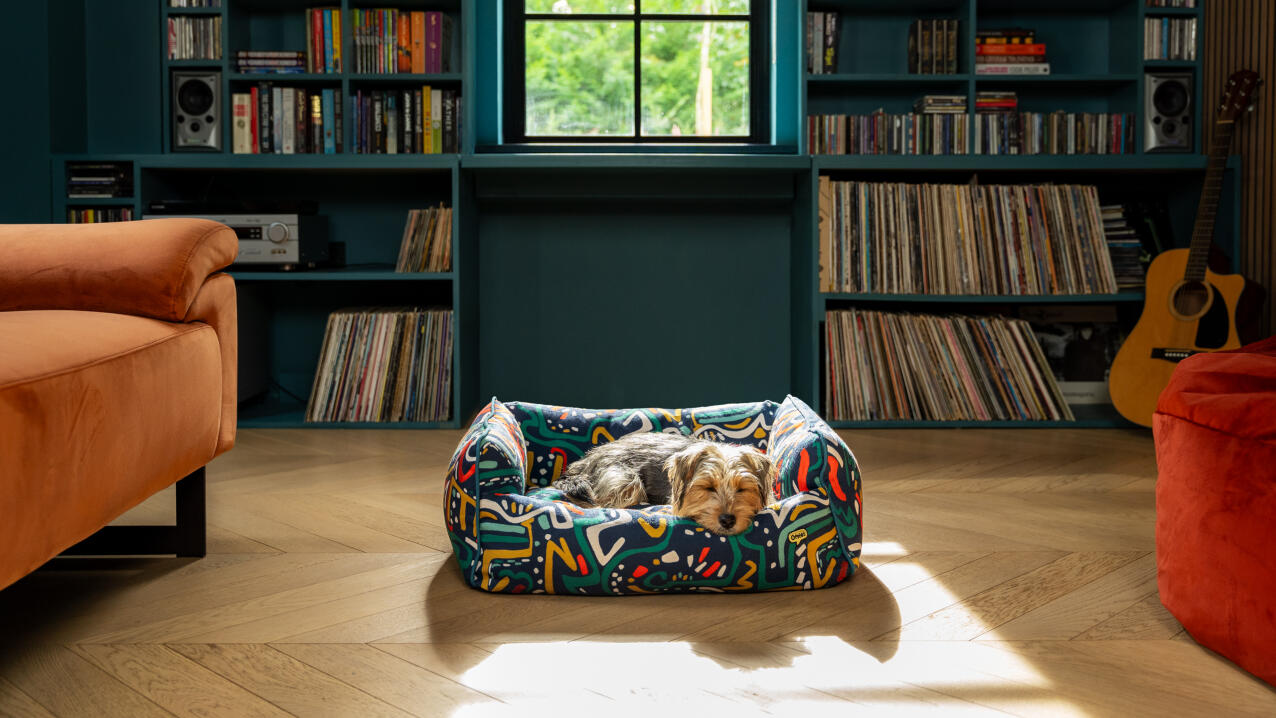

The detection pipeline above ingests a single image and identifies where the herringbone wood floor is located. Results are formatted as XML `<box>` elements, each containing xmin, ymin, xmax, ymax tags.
<box><xmin>2</xmin><ymin>428</ymin><xmax>1274</xmax><ymax>717</ymax></box>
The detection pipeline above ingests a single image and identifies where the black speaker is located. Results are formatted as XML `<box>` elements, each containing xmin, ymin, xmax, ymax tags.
<box><xmin>1144</xmin><ymin>72</ymin><xmax>1193</xmax><ymax>153</ymax></box>
<box><xmin>172</xmin><ymin>71</ymin><xmax>221</xmax><ymax>151</ymax></box>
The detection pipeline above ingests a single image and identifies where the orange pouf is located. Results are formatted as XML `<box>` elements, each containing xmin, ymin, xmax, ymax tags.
<box><xmin>1154</xmin><ymin>335</ymin><xmax>1276</xmax><ymax>686</ymax></box>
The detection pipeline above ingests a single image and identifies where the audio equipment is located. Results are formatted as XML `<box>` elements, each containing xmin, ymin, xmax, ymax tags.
<box><xmin>1144</xmin><ymin>72</ymin><xmax>1193</xmax><ymax>152</ymax></box>
<box><xmin>172</xmin><ymin>71</ymin><xmax>221</xmax><ymax>151</ymax></box>
<box><xmin>143</xmin><ymin>208</ymin><xmax>329</xmax><ymax>269</ymax></box>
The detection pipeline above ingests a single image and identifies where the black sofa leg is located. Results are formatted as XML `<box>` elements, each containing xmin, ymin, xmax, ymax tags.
<box><xmin>61</xmin><ymin>467</ymin><xmax>207</xmax><ymax>557</ymax></box>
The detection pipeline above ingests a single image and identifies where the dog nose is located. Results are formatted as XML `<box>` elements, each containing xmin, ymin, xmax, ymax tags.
<box><xmin>718</xmin><ymin>514</ymin><xmax>735</xmax><ymax>529</ymax></box>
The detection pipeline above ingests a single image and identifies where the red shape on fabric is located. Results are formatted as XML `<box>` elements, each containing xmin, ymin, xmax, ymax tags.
<box><xmin>827</xmin><ymin>452</ymin><xmax>847</xmax><ymax>502</ymax></box>
<box><xmin>633</xmin><ymin>565</ymin><xmax>648</xmax><ymax>578</ymax></box>
<box><xmin>796</xmin><ymin>450</ymin><xmax>810</xmax><ymax>492</ymax></box>
<box><xmin>1155</xmin><ymin>335</ymin><xmax>1276</xmax><ymax>687</ymax></box>
<box><xmin>512</xmin><ymin>584</ymin><xmax>525</xmax><ymax>594</ymax></box>
<box><xmin>837</xmin><ymin>561</ymin><xmax>849</xmax><ymax>582</ymax></box>
<box><xmin>702</xmin><ymin>561</ymin><xmax>721</xmax><ymax>577</ymax></box>
<box><xmin>698</xmin><ymin>546</ymin><xmax>710</xmax><ymax>563</ymax></box>
<box><xmin>576</xmin><ymin>554</ymin><xmax>589</xmax><ymax>575</ymax></box>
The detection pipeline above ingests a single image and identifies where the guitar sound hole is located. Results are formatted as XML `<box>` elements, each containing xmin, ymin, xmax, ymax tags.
<box><xmin>1172</xmin><ymin>281</ymin><xmax>1211</xmax><ymax>317</ymax></box>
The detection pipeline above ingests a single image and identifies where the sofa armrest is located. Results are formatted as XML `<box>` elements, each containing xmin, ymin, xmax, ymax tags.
<box><xmin>0</xmin><ymin>219</ymin><xmax>237</xmax><ymax>320</ymax></box>
<box><xmin>184</xmin><ymin>272</ymin><xmax>238</xmax><ymax>456</ymax></box>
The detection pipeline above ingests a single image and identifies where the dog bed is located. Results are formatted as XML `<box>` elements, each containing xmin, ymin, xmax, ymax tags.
<box><xmin>443</xmin><ymin>396</ymin><xmax>863</xmax><ymax>595</ymax></box>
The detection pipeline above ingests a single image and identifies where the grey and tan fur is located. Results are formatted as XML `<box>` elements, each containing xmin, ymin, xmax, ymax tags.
<box><xmin>551</xmin><ymin>432</ymin><xmax>775</xmax><ymax>535</ymax></box>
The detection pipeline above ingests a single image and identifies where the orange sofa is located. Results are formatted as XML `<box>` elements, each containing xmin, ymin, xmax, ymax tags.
<box><xmin>0</xmin><ymin>219</ymin><xmax>238</xmax><ymax>591</ymax></box>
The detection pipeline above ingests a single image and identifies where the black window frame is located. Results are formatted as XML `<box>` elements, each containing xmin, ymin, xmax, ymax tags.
<box><xmin>503</xmin><ymin>1</ymin><xmax>771</xmax><ymax>145</ymax></box>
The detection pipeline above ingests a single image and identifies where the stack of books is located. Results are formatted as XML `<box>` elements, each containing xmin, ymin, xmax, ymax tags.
<box><xmin>907</xmin><ymin>19</ymin><xmax>960</xmax><ymax>74</ymax></box>
<box><xmin>231</xmin><ymin>86</ymin><xmax>344</xmax><ymax>154</ymax></box>
<box><xmin>67</xmin><ymin>162</ymin><xmax>132</xmax><ymax>198</ymax></box>
<box><xmin>167</xmin><ymin>16</ymin><xmax>222</xmax><ymax>60</ymax></box>
<box><xmin>235</xmin><ymin>51</ymin><xmax>306</xmax><ymax>74</ymax></box>
<box><xmin>352</xmin><ymin>9</ymin><xmax>454</xmax><ymax>74</ymax></box>
<box><xmin>975</xmin><ymin>28</ymin><xmax>1049</xmax><ymax>75</ymax></box>
<box><xmin>818</xmin><ymin>179</ymin><xmax>1118</xmax><ymax>295</ymax></box>
<box><xmin>306</xmin><ymin>308</ymin><xmax>453</xmax><ymax>423</ymax></box>
<box><xmin>1145</xmin><ymin>17</ymin><xmax>1197</xmax><ymax>60</ymax></box>
<box><xmin>1101</xmin><ymin>204</ymin><xmax>1148</xmax><ymax>290</ymax></box>
<box><xmin>67</xmin><ymin>208</ymin><xmax>133</xmax><ymax>223</ymax></box>
<box><xmin>914</xmin><ymin>94</ymin><xmax>966</xmax><ymax>114</ymax></box>
<box><xmin>825</xmin><ymin>308</ymin><xmax>1074</xmax><ymax>422</ymax></box>
<box><xmin>805</xmin><ymin>12</ymin><xmax>840</xmax><ymax>74</ymax></box>
<box><xmin>305</xmin><ymin>7</ymin><xmax>343</xmax><ymax>73</ymax></box>
<box><xmin>352</xmin><ymin>88</ymin><xmax>460</xmax><ymax>154</ymax></box>
<box><xmin>395</xmin><ymin>206</ymin><xmax>452</xmax><ymax>273</ymax></box>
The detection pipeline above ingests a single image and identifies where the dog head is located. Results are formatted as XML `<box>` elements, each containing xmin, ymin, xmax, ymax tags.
<box><xmin>664</xmin><ymin>442</ymin><xmax>774</xmax><ymax>535</ymax></box>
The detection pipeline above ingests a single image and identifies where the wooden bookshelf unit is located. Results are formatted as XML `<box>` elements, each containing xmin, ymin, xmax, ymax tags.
<box><xmin>37</xmin><ymin>0</ymin><xmax>1233</xmax><ymax>430</ymax></box>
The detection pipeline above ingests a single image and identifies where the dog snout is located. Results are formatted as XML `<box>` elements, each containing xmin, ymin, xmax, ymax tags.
<box><xmin>718</xmin><ymin>513</ymin><xmax>736</xmax><ymax>529</ymax></box>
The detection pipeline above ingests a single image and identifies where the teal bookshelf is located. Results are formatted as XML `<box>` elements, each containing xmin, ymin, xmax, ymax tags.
<box><xmin>39</xmin><ymin>1</ymin><xmax>1233</xmax><ymax>431</ymax></box>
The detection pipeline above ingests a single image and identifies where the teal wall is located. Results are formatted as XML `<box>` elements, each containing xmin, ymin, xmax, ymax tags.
<box><xmin>1</xmin><ymin>4</ymin><xmax>52</xmax><ymax>222</ymax></box>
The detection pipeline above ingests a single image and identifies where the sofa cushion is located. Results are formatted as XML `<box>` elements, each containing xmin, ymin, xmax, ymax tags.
<box><xmin>0</xmin><ymin>310</ymin><xmax>222</xmax><ymax>589</ymax></box>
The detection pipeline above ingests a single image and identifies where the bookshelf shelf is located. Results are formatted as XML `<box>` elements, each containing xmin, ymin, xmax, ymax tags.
<box><xmin>230</xmin><ymin>269</ymin><xmax>453</xmax><ymax>281</ymax></box>
<box><xmin>821</xmin><ymin>292</ymin><xmax>1146</xmax><ymax>304</ymax></box>
<box><xmin>227</xmin><ymin>73</ymin><xmax>339</xmax><ymax>82</ymax></box>
<box><xmin>811</xmin><ymin>154</ymin><xmax>1208</xmax><ymax>171</ymax></box>
<box><xmin>65</xmin><ymin>197</ymin><xmax>136</xmax><ymax>206</ymax></box>
<box><xmin>139</xmin><ymin>154</ymin><xmax>458</xmax><ymax>170</ymax></box>
<box><xmin>973</xmin><ymin>74</ymin><xmax>1139</xmax><ymax>84</ymax></box>
<box><xmin>808</xmin><ymin>74</ymin><xmax>971</xmax><ymax>84</ymax></box>
<box><xmin>345</xmin><ymin>73</ymin><xmax>463</xmax><ymax>83</ymax></box>
<box><xmin>461</xmin><ymin>154</ymin><xmax>812</xmax><ymax>171</ymax></box>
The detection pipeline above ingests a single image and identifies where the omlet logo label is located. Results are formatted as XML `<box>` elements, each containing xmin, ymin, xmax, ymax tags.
<box><xmin>788</xmin><ymin>528</ymin><xmax>808</xmax><ymax>544</ymax></box>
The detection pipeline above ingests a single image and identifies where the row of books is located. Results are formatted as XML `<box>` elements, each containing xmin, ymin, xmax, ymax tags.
<box><xmin>395</xmin><ymin>206</ymin><xmax>452</xmax><ymax>273</ymax></box>
<box><xmin>231</xmin><ymin>86</ymin><xmax>344</xmax><ymax>154</ymax></box>
<box><xmin>825</xmin><ymin>309</ymin><xmax>1074</xmax><ymax>422</ymax></box>
<box><xmin>167</xmin><ymin>16</ymin><xmax>221</xmax><ymax>60</ymax></box>
<box><xmin>1145</xmin><ymin>17</ymin><xmax>1197</xmax><ymax>61</ymax></box>
<box><xmin>1146</xmin><ymin>0</ymin><xmax>1195</xmax><ymax>6</ymax></box>
<box><xmin>975</xmin><ymin>112</ymin><xmax>1135</xmax><ymax>155</ymax></box>
<box><xmin>805</xmin><ymin>12</ymin><xmax>840</xmax><ymax>75</ymax></box>
<box><xmin>352</xmin><ymin>88</ymin><xmax>460</xmax><ymax>154</ymax></box>
<box><xmin>67</xmin><ymin>162</ymin><xmax>132</xmax><ymax>198</ymax></box>
<box><xmin>306</xmin><ymin>308</ymin><xmax>453</xmax><ymax>423</ymax></box>
<box><xmin>351</xmin><ymin>9</ymin><xmax>454</xmax><ymax>74</ymax></box>
<box><xmin>975</xmin><ymin>27</ymin><xmax>1050</xmax><ymax>75</ymax></box>
<box><xmin>1101</xmin><ymin>204</ymin><xmax>1148</xmax><ymax>289</ymax></box>
<box><xmin>907</xmin><ymin>19</ymin><xmax>960</xmax><ymax>74</ymax></box>
<box><xmin>169</xmin><ymin>0</ymin><xmax>220</xmax><ymax>7</ymax></box>
<box><xmin>67</xmin><ymin>208</ymin><xmax>133</xmax><ymax>223</ymax></box>
<box><xmin>306</xmin><ymin>7</ymin><xmax>343</xmax><ymax>73</ymax></box>
<box><xmin>817</xmin><ymin>180</ymin><xmax>1119</xmax><ymax>296</ymax></box>
<box><xmin>235</xmin><ymin>50</ymin><xmax>305</xmax><ymax>74</ymax></box>
<box><xmin>808</xmin><ymin>112</ymin><xmax>968</xmax><ymax>156</ymax></box>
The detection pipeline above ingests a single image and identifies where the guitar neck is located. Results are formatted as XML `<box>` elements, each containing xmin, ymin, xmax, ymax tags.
<box><xmin>1185</xmin><ymin>120</ymin><xmax>1235</xmax><ymax>281</ymax></box>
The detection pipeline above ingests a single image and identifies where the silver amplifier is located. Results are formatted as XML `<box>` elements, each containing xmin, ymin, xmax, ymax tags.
<box><xmin>141</xmin><ymin>213</ymin><xmax>329</xmax><ymax>268</ymax></box>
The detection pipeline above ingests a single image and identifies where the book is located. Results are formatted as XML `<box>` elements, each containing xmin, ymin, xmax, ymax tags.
<box><xmin>976</xmin><ymin>63</ymin><xmax>1051</xmax><ymax>75</ymax></box>
<box><xmin>232</xmin><ymin>93</ymin><xmax>251</xmax><ymax>153</ymax></box>
<box><xmin>411</xmin><ymin>12</ymin><xmax>426</xmax><ymax>74</ymax></box>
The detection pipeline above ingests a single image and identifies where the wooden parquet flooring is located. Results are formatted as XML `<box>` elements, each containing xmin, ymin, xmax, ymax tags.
<box><xmin>2</xmin><ymin>428</ymin><xmax>1274</xmax><ymax>716</ymax></box>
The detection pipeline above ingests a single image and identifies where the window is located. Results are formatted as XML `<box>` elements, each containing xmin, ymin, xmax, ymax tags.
<box><xmin>505</xmin><ymin>1</ymin><xmax>769</xmax><ymax>143</ymax></box>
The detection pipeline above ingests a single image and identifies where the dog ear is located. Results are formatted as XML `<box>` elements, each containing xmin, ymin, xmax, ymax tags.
<box><xmin>663</xmin><ymin>444</ymin><xmax>706</xmax><ymax>509</ymax></box>
<box><xmin>737</xmin><ymin>449</ymin><xmax>776</xmax><ymax>500</ymax></box>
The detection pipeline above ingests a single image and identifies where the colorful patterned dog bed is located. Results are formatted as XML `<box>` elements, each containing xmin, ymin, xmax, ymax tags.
<box><xmin>443</xmin><ymin>396</ymin><xmax>863</xmax><ymax>595</ymax></box>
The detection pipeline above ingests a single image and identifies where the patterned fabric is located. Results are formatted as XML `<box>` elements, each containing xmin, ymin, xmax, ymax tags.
<box><xmin>443</xmin><ymin>397</ymin><xmax>863</xmax><ymax>595</ymax></box>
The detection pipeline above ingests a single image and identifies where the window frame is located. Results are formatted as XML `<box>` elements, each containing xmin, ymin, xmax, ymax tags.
<box><xmin>502</xmin><ymin>1</ymin><xmax>771</xmax><ymax>145</ymax></box>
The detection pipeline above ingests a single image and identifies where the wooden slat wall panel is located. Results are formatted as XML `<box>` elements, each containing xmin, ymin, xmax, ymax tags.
<box><xmin>1204</xmin><ymin>0</ymin><xmax>1276</xmax><ymax>336</ymax></box>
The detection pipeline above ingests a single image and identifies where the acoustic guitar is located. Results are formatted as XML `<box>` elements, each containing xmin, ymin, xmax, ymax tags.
<box><xmin>1109</xmin><ymin>69</ymin><xmax>1261</xmax><ymax>427</ymax></box>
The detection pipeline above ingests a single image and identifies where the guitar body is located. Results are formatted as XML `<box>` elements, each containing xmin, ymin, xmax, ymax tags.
<box><xmin>1109</xmin><ymin>248</ymin><xmax>1247</xmax><ymax>427</ymax></box>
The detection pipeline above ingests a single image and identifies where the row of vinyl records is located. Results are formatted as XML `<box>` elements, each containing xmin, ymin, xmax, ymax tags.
<box><xmin>306</xmin><ymin>308</ymin><xmax>452</xmax><ymax>423</ymax></box>
<box><xmin>975</xmin><ymin>112</ymin><xmax>1136</xmax><ymax>156</ymax></box>
<box><xmin>818</xmin><ymin>180</ymin><xmax>1119</xmax><ymax>295</ymax></box>
<box><xmin>825</xmin><ymin>309</ymin><xmax>1073</xmax><ymax>422</ymax></box>
<box><xmin>231</xmin><ymin>86</ymin><xmax>343</xmax><ymax>154</ymax></box>
<box><xmin>167</xmin><ymin>16</ymin><xmax>221</xmax><ymax>60</ymax></box>
<box><xmin>808</xmin><ymin>113</ymin><xmax>968</xmax><ymax>156</ymax></box>
<box><xmin>352</xmin><ymin>88</ymin><xmax>461</xmax><ymax>154</ymax></box>
<box><xmin>395</xmin><ymin>207</ymin><xmax>452</xmax><ymax>273</ymax></box>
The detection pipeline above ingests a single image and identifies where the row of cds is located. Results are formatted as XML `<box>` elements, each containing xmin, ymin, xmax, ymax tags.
<box><xmin>167</xmin><ymin>16</ymin><xmax>221</xmax><ymax>60</ymax></box>
<box><xmin>1145</xmin><ymin>17</ymin><xmax>1197</xmax><ymax>61</ymax></box>
<box><xmin>306</xmin><ymin>308</ymin><xmax>453</xmax><ymax>423</ymax></box>
<box><xmin>975</xmin><ymin>112</ymin><xmax>1136</xmax><ymax>155</ymax></box>
<box><xmin>808</xmin><ymin>112</ymin><xmax>968</xmax><ymax>155</ymax></box>
<box><xmin>395</xmin><ymin>206</ymin><xmax>452</xmax><ymax>273</ymax></box>
<box><xmin>825</xmin><ymin>308</ymin><xmax>1074</xmax><ymax>422</ymax></box>
<box><xmin>818</xmin><ymin>180</ymin><xmax>1118</xmax><ymax>295</ymax></box>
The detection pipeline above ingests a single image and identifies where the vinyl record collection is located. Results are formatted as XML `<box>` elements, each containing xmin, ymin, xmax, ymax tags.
<box><xmin>818</xmin><ymin>180</ymin><xmax>1119</xmax><ymax>295</ymax></box>
<box><xmin>395</xmin><ymin>206</ymin><xmax>452</xmax><ymax>272</ymax></box>
<box><xmin>825</xmin><ymin>308</ymin><xmax>1074</xmax><ymax>422</ymax></box>
<box><xmin>1145</xmin><ymin>17</ymin><xmax>1197</xmax><ymax>60</ymax></box>
<box><xmin>306</xmin><ymin>308</ymin><xmax>452</xmax><ymax>423</ymax></box>
<box><xmin>167</xmin><ymin>16</ymin><xmax>222</xmax><ymax>60</ymax></box>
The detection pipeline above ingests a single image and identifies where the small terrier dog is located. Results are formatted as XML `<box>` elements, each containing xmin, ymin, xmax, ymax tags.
<box><xmin>552</xmin><ymin>432</ymin><xmax>774</xmax><ymax>535</ymax></box>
